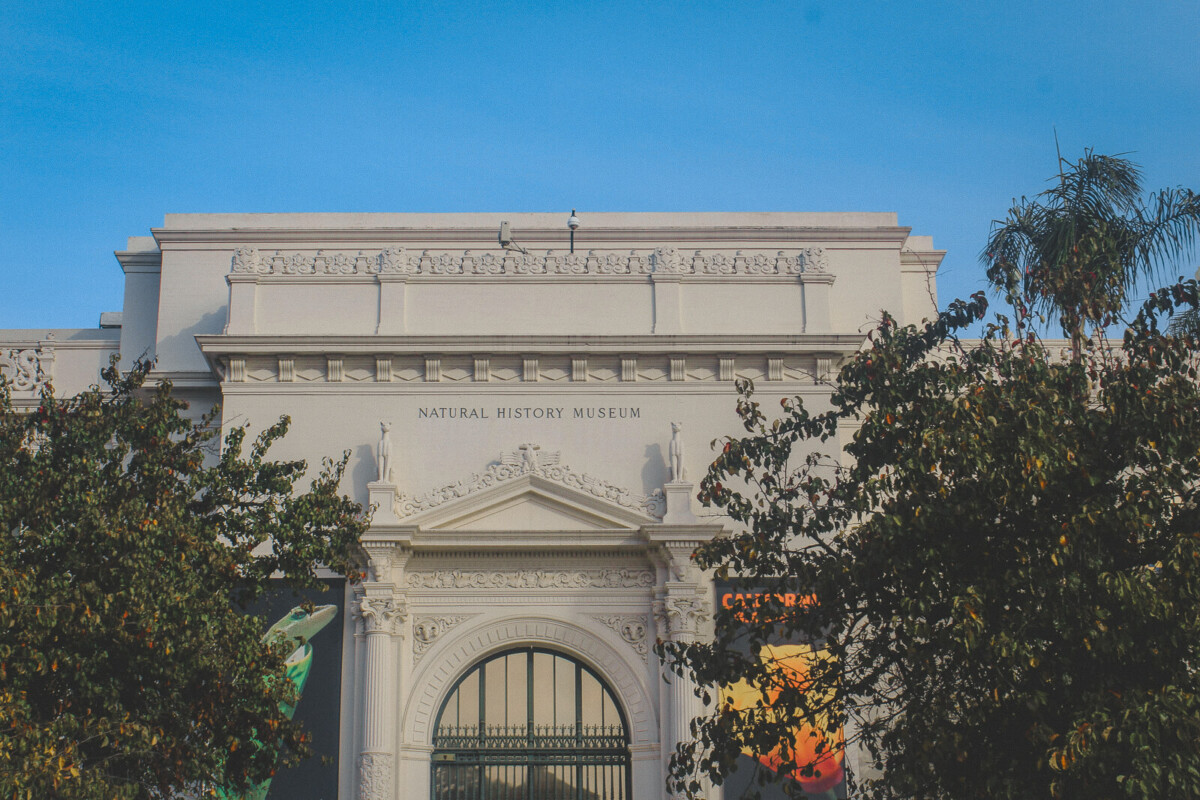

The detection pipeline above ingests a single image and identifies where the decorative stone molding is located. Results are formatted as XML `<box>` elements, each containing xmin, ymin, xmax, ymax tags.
<box><xmin>659</xmin><ymin>540</ymin><xmax>703</xmax><ymax>582</ymax></box>
<box><xmin>405</xmin><ymin>616</ymin><xmax>656</xmax><ymax>745</ymax></box>
<box><xmin>379</xmin><ymin>246</ymin><xmax>415</xmax><ymax>275</ymax></box>
<box><xmin>407</xmin><ymin>568</ymin><xmax>655</xmax><ymax>590</ymax></box>
<box><xmin>652</xmin><ymin>247</ymin><xmax>684</xmax><ymax>274</ymax></box>
<box><xmin>397</xmin><ymin>444</ymin><xmax>666</xmax><ymax>518</ymax></box>
<box><xmin>651</xmin><ymin>599</ymin><xmax>669</xmax><ymax>641</ymax></box>
<box><xmin>359</xmin><ymin>596</ymin><xmax>407</xmax><ymax>635</ymax></box>
<box><xmin>375</xmin><ymin>357</ymin><xmax>392</xmax><ymax>382</ymax></box>
<box><xmin>424</xmin><ymin>357</ymin><xmax>440</xmax><ymax>382</ymax></box>
<box><xmin>669</xmin><ymin>357</ymin><xmax>686</xmax><ymax>382</ymax></box>
<box><xmin>230</xmin><ymin>246</ymin><xmax>259</xmax><ymax>273</ymax></box>
<box><xmin>620</xmin><ymin>357</ymin><xmax>637</xmax><ymax>382</ymax></box>
<box><xmin>228</xmin><ymin>357</ymin><xmax>246</xmax><ymax>382</ymax></box>
<box><xmin>358</xmin><ymin>751</ymin><xmax>393</xmax><ymax>800</ymax></box>
<box><xmin>412</xmin><ymin>615</ymin><xmax>473</xmax><ymax>661</ymax></box>
<box><xmin>225</xmin><ymin>247</ymin><xmax>832</xmax><ymax>278</ymax></box>
<box><xmin>522</xmin><ymin>357</ymin><xmax>538</xmax><ymax>382</ymax></box>
<box><xmin>594</xmin><ymin>614</ymin><xmax>650</xmax><ymax>655</ymax></box>
<box><xmin>327</xmin><ymin>356</ymin><xmax>344</xmax><ymax>382</ymax></box>
<box><xmin>362</xmin><ymin>541</ymin><xmax>395</xmax><ymax>581</ymax></box>
<box><xmin>216</xmin><ymin>352</ymin><xmax>836</xmax><ymax>386</ymax></box>
<box><xmin>0</xmin><ymin>349</ymin><xmax>46</xmax><ymax>392</ymax></box>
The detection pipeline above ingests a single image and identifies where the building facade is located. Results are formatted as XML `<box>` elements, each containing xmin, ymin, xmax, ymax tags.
<box><xmin>0</xmin><ymin>213</ymin><xmax>942</xmax><ymax>799</ymax></box>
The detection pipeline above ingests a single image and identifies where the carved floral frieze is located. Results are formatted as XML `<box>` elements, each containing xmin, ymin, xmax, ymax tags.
<box><xmin>407</xmin><ymin>569</ymin><xmax>655</xmax><ymax>590</ymax></box>
<box><xmin>228</xmin><ymin>247</ymin><xmax>830</xmax><ymax>277</ymax></box>
<box><xmin>397</xmin><ymin>443</ymin><xmax>666</xmax><ymax>519</ymax></box>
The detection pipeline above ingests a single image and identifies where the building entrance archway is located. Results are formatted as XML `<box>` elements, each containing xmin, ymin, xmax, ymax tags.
<box><xmin>431</xmin><ymin>647</ymin><xmax>631</xmax><ymax>800</ymax></box>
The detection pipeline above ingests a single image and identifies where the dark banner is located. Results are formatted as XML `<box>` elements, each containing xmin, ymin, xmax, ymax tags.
<box><xmin>247</xmin><ymin>579</ymin><xmax>346</xmax><ymax>800</ymax></box>
<box><xmin>715</xmin><ymin>581</ymin><xmax>847</xmax><ymax>800</ymax></box>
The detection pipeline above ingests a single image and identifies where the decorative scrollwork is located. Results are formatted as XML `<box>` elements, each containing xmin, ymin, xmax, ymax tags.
<box><xmin>594</xmin><ymin>615</ymin><xmax>650</xmax><ymax>655</ymax></box>
<box><xmin>396</xmin><ymin>443</ymin><xmax>665</xmax><ymax>519</ymax></box>
<box><xmin>379</xmin><ymin>246</ymin><xmax>415</xmax><ymax>274</ymax></box>
<box><xmin>651</xmin><ymin>247</ymin><xmax>686</xmax><ymax>274</ymax></box>
<box><xmin>225</xmin><ymin>247</ymin><xmax>832</xmax><ymax>278</ymax></box>
<box><xmin>0</xmin><ymin>350</ymin><xmax>44</xmax><ymax>392</ymax></box>
<box><xmin>407</xmin><ymin>569</ymin><xmax>655</xmax><ymax>590</ymax></box>
<box><xmin>359</xmin><ymin>596</ymin><xmax>407</xmax><ymax>635</ymax></box>
<box><xmin>802</xmin><ymin>246</ymin><xmax>829</xmax><ymax>273</ymax></box>
<box><xmin>230</xmin><ymin>247</ymin><xmax>260</xmax><ymax>273</ymax></box>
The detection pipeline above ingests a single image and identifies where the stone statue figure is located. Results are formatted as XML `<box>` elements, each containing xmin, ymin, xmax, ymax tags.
<box><xmin>377</xmin><ymin>422</ymin><xmax>393</xmax><ymax>483</ymax></box>
<box><xmin>519</xmin><ymin>442</ymin><xmax>541</xmax><ymax>473</ymax></box>
<box><xmin>669</xmin><ymin>421</ymin><xmax>685</xmax><ymax>482</ymax></box>
<box><xmin>215</xmin><ymin>604</ymin><xmax>337</xmax><ymax>800</ymax></box>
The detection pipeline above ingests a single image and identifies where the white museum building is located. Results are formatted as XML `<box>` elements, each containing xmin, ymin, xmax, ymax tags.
<box><xmin>0</xmin><ymin>213</ymin><xmax>942</xmax><ymax>800</ymax></box>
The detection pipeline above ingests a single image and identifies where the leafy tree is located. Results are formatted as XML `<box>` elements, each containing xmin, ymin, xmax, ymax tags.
<box><xmin>983</xmin><ymin>149</ymin><xmax>1200</xmax><ymax>357</ymax></box>
<box><xmin>0</xmin><ymin>360</ymin><xmax>368</xmax><ymax>799</ymax></box>
<box><xmin>662</xmin><ymin>157</ymin><xmax>1200</xmax><ymax>799</ymax></box>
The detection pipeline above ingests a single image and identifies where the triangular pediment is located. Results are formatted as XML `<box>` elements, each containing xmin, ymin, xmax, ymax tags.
<box><xmin>398</xmin><ymin>472</ymin><xmax>661</xmax><ymax>532</ymax></box>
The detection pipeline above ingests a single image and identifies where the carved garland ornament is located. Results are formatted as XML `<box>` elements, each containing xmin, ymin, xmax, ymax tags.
<box><xmin>397</xmin><ymin>443</ymin><xmax>666</xmax><ymax>519</ymax></box>
<box><xmin>407</xmin><ymin>569</ymin><xmax>655</xmax><ymax>590</ymax></box>
<box><xmin>228</xmin><ymin>247</ymin><xmax>830</xmax><ymax>277</ymax></box>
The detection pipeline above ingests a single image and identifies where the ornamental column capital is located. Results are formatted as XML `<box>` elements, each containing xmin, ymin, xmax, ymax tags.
<box><xmin>662</xmin><ymin>589</ymin><xmax>712</xmax><ymax>640</ymax></box>
<box><xmin>359</xmin><ymin>595</ymin><xmax>407</xmax><ymax>636</ymax></box>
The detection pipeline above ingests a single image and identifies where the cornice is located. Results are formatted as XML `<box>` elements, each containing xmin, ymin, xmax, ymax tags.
<box><xmin>195</xmin><ymin>333</ymin><xmax>865</xmax><ymax>355</ymax></box>
<box><xmin>152</xmin><ymin>225</ymin><xmax>913</xmax><ymax>247</ymax></box>
<box><xmin>145</xmin><ymin>370</ymin><xmax>222</xmax><ymax>390</ymax></box>
<box><xmin>404</xmin><ymin>532</ymin><xmax>651</xmax><ymax>552</ymax></box>
<box><xmin>900</xmin><ymin>249</ymin><xmax>946</xmax><ymax>271</ymax></box>
<box><xmin>114</xmin><ymin>250</ymin><xmax>162</xmax><ymax>274</ymax></box>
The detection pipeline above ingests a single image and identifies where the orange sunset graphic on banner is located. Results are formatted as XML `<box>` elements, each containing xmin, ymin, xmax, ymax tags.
<box><xmin>720</xmin><ymin>643</ymin><xmax>846</xmax><ymax>797</ymax></box>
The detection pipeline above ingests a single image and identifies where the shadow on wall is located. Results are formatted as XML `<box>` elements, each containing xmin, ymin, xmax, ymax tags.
<box><xmin>158</xmin><ymin>309</ymin><xmax>227</xmax><ymax>371</ymax></box>
<box><xmin>351</xmin><ymin>441</ymin><xmax>378</xmax><ymax>508</ymax></box>
<box><xmin>642</xmin><ymin>443</ymin><xmax>666</xmax><ymax>496</ymax></box>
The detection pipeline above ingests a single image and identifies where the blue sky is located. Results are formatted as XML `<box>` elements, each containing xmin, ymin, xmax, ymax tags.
<box><xmin>2</xmin><ymin>1</ymin><xmax>1198</xmax><ymax>331</ymax></box>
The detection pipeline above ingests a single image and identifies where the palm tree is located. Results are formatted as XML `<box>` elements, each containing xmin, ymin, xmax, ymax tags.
<box><xmin>983</xmin><ymin>150</ymin><xmax>1200</xmax><ymax>358</ymax></box>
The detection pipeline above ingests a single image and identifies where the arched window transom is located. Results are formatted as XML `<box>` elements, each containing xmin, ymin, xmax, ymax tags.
<box><xmin>431</xmin><ymin>648</ymin><xmax>630</xmax><ymax>800</ymax></box>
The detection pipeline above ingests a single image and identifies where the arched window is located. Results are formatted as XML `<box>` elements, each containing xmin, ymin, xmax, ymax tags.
<box><xmin>431</xmin><ymin>648</ymin><xmax>631</xmax><ymax>800</ymax></box>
